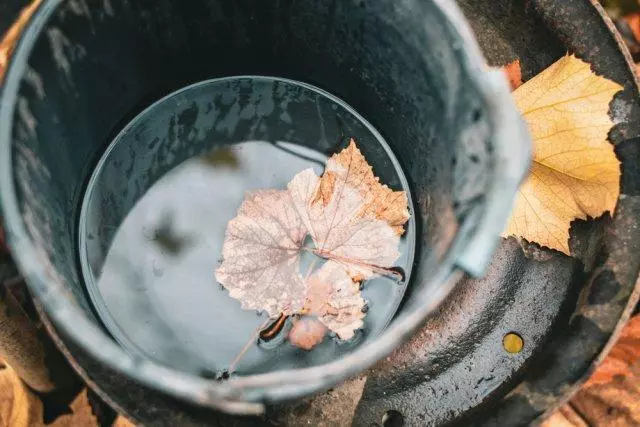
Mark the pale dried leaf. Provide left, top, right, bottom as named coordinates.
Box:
left=315, top=140, right=410, bottom=235
left=303, top=261, right=365, bottom=340
left=215, top=189, right=307, bottom=317
left=217, top=139, right=409, bottom=343
left=288, top=169, right=401, bottom=281
left=503, top=54, right=622, bottom=254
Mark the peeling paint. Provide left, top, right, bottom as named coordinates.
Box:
left=67, top=0, right=91, bottom=18
left=102, top=0, right=115, bottom=16
left=24, top=67, right=45, bottom=100
left=17, top=97, right=37, bottom=138
left=46, top=27, right=73, bottom=83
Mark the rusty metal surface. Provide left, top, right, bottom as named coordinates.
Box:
left=452, top=1, right=640, bottom=425
left=1, top=0, right=639, bottom=426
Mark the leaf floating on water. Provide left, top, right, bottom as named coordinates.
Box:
left=314, top=140, right=410, bottom=235
left=502, top=55, right=622, bottom=254
left=288, top=141, right=407, bottom=282
left=215, top=139, right=410, bottom=349
left=323, top=138, right=409, bottom=237
left=302, top=261, right=365, bottom=340
left=215, top=189, right=308, bottom=317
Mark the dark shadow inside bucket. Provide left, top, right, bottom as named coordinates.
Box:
left=11, top=0, right=493, bottom=375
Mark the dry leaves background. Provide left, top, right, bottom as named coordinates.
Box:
left=0, top=361, right=130, bottom=427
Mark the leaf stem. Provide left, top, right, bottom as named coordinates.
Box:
left=228, top=317, right=272, bottom=374
left=228, top=258, right=323, bottom=375
left=312, top=249, right=404, bottom=281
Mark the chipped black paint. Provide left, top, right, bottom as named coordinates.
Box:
left=587, top=271, right=621, bottom=305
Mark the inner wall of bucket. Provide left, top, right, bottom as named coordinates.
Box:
left=11, top=0, right=492, bottom=373
left=78, top=76, right=418, bottom=375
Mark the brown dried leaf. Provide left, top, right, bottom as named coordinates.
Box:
left=0, top=363, right=99, bottom=427
left=288, top=146, right=404, bottom=282
left=585, top=315, right=640, bottom=387
left=0, top=0, right=42, bottom=80
left=502, top=59, right=523, bottom=90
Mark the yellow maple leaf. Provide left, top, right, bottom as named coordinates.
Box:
left=503, top=55, right=622, bottom=254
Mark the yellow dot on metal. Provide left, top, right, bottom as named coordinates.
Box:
left=503, top=332, right=524, bottom=354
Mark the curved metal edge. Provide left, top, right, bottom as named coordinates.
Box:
left=532, top=0, right=640, bottom=422
left=0, top=0, right=528, bottom=413
left=33, top=300, right=144, bottom=426
left=456, top=70, right=532, bottom=277
left=429, top=0, right=532, bottom=278
left=0, top=0, right=263, bottom=416
left=470, top=0, right=640, bottom=424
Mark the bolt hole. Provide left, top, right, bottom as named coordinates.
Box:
left=469, top=154, right=480, bottom=164
left=382, top=410, right=404, bottom=427
left=503, top=332, right=524, bottom=354
left=471, top=108, right=482, bottom=123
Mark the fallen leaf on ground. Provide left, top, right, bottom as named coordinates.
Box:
left=502, top=59, right=523, bottom=90
left=0, top=363, right=97, bottom=427
left=502, top=54, right=622, bottom=254
left=585, top=315, right=640, bottom=387
left=216, top=139, right=409, bottom=346
left=0, top=0, right=42, bottom=80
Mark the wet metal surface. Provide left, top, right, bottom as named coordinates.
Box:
left=1, top=0, right=639, bottom=425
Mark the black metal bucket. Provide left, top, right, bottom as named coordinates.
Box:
left=0, top=0, right=530, bottom=414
